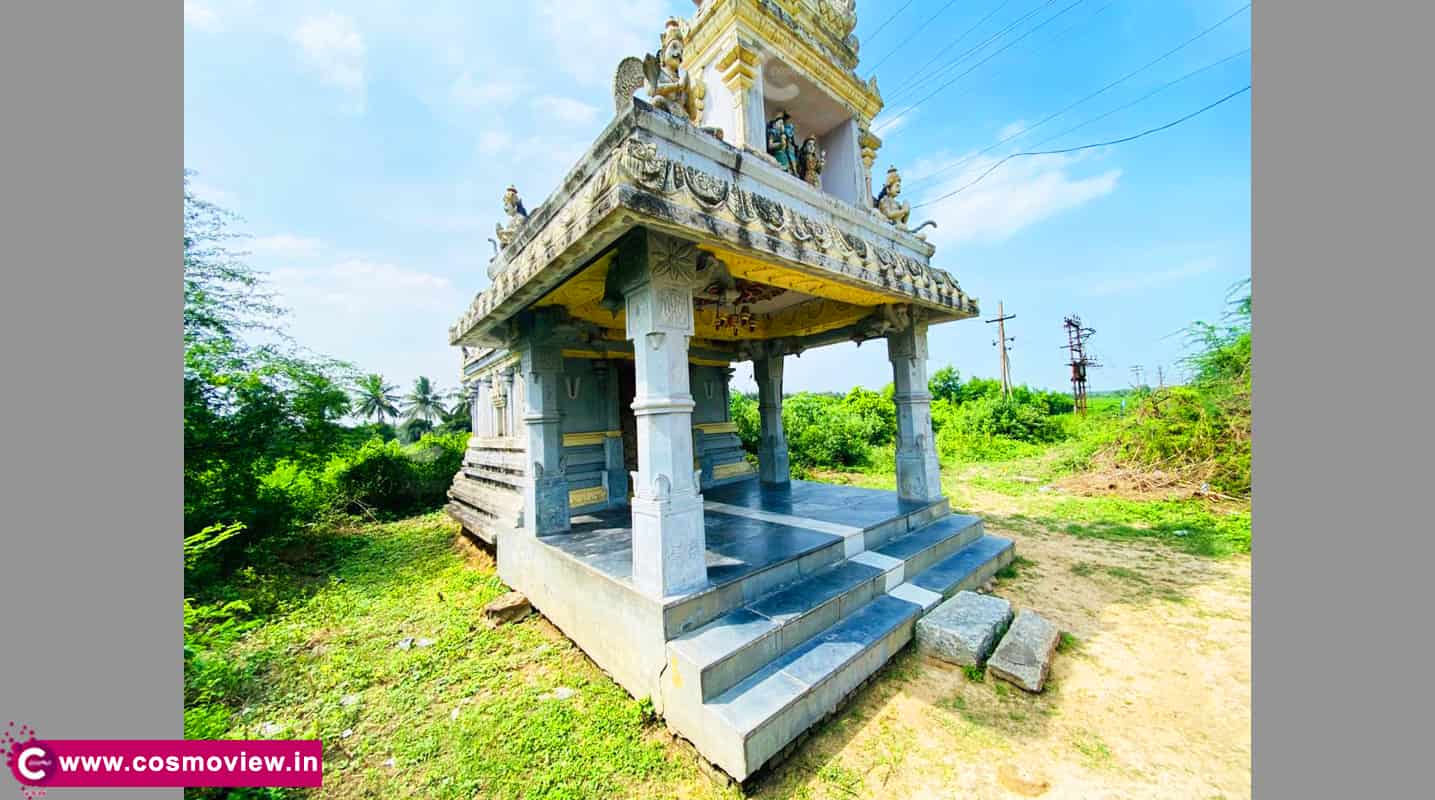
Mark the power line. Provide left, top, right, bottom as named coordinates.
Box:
left=911, top=83, right=1250, bottom=209
left=877, top=0, right=1087, bottom=133
left=866, top=0, right=967, bottom=76
left=864, top=0, right=920, bottom=46
left=885, top=0, right=1019, bottom=95
left=891, top=0, right=1119, bottom=106
left=888, top=0, right=1057, bottom=104
left=906, top=3, right=1251, bottom=189
left=1023, top=47, right=1249, bottom=154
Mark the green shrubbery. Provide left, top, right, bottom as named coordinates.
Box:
left=1098, top=283, right=1252, bottom=496
left=184, top=174, right=470, bottom=595
left=729, top=366, right=1075, bottom=472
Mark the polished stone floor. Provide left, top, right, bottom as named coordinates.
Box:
left=543, top=480, right=925, bottom=590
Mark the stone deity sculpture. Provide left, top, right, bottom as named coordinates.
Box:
left=644, top=18, right=702, bottom=125
left=495, top=185, right=529, bottom=249
left=875, top=167, right=938, bottom=239
left=875, top=167, right=910, bottom=226
left=766, top=111, right=799, bottom=176
left=798, top=136, right=826, bottom=187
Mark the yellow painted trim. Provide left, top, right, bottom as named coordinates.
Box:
left=713, top=460, right=756, bottom=480
left=695, top=421, right=739, bottom=435
left=563, top=431, right=620, bottom=447
left=569, top=486, right=608, bottom=508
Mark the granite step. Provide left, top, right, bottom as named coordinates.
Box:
left=908, top=535, right=1016, bottom=598
left=666, top=514, right=982, bottom=703
left=866, top=513, right=986, bottom=587
left=703, top=593, right=923, bottom=779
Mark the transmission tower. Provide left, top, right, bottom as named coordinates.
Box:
left=985, top=301, right=1016, bottom=398
left=1062, top=315, right=1098, bottom=414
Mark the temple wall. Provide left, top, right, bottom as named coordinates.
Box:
left=558, top=357, right=614, bottom=512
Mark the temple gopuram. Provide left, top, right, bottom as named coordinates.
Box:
left=446, top=0, right=1013, bottom=781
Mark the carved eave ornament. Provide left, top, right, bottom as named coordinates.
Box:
left=449, top=104, right=975, bottom=350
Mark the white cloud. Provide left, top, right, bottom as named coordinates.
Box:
left=915, top=150, right=1120, bottom=247
left=292, top=13, right=366, bottom=107
left=477, top=129, right=514, bottom=157
left=184, top=1, right=221, bottom=31
left=532, top=95, right=601, bottom=127
left=534, top=0, right=665, bottom=88
left=187, top=180, right=237, bottom=207
left=451, top=73, right=525, bottom=110
left=250, top=234, right=324, bottom=258
left=271, top=259, right=454, bottom=315
left=1080, top=258, right=1221, bottom=297
left=997, top=120, right=1028, bottom=140
left=871, top=108, right=915, bottom=138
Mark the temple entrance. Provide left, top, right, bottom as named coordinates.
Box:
left=617, top=359, right=638, bottom=495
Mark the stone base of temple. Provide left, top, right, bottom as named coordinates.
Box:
left=488, top=479, right=1013, bottom=782
left=445, top=435, right=525, bottom=545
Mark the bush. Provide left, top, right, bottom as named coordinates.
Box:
left=331, top=432, right=466, bottom=516
left=730, top=392, right=760, bottom=454
left=783, top=393, right=874, bottom=469
left=952, top=395, right=1065, bottom=444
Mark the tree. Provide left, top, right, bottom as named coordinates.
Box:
left=929, top=365, right=962, bottom=404
left=438, top=387, right=472, bottom=435
left=402, top=376, right=446, bottom=427
left=353, top=373, right=400, bottom=425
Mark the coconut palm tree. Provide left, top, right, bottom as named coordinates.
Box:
left=353, top=373, right=400, bottom=425
left=402, top=376, right=447, bottom=427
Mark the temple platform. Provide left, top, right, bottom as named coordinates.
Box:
left=493, top=479, right=1013, bottom=781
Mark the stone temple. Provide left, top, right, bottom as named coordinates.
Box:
left=446, top=0, right=1014, bottom=781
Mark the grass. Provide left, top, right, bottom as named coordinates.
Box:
left=814, top=430, right=1251, bottom=559
left=184, top=513, right=711, bottom=800
left=1069, top=729, right=1116, bottom=769
left=185, top=401, right=1250, bottom=798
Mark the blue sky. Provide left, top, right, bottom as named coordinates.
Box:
left=184, top=0, right=1250, bottom=396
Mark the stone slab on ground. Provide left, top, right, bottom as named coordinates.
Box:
left=483, top=591, right=532, bottom=625
left=915, top=590, right=1013, bottom=667
left=988, top=609, right=1060, bottom=692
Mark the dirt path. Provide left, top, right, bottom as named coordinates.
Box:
left=712, top=489, right=1252, bottom=800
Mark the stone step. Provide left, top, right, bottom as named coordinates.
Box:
left=665, top=514, right=982, bottom=705
left=908, top=535, right=1016, bottom=599
left=664, top=495, right=953, bottom=638
left=702, top=593, right=923, bottom=780
left=867, top=513, right=986, bottom=587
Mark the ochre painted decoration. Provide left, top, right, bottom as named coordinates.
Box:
left=713, top=460, right=756, bottom=480
left=569, top=486, right=608, bottom=508
left=562, top=431, right=619, bottom=447
left=694, top=422, right=739, bottom=435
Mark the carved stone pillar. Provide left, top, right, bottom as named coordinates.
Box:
left=887, top=319, right=943, bottom=503
left=859, top=126, right=883, bottom=204
left=617, top=230, right=708, bottom=598
left=520, top=310, right=570, bottom=536
left=753, top=353, right=790, bottom=486
left=717, top=41, right=762, bottom=151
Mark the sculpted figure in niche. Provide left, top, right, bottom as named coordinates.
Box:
left=766, top=110, right=799, bottom=176
left=798, top=136, right=826, bottom=187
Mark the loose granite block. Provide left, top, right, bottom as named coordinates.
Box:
left=915, top=590, right=1012, bottom=667
left=987, top=609, right=1060, bottom=692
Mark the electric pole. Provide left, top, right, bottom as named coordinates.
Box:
left=985, top=301, right=1016, bottom=399
left=1062, top=315, right=1098, bottom=414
